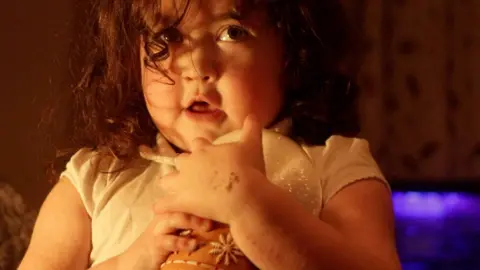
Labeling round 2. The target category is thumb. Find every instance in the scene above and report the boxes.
[240,114,262,147]
[240,115,265,172]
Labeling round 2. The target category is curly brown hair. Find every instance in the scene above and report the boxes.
[44,0,362,181]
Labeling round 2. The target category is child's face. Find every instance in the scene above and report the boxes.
[140,0,284,151]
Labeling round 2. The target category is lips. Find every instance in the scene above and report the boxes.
[184,100,226,122]
[187,101,217,113]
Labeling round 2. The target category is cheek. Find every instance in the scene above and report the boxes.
[221,65,283,125]
[142,70,183,128]
[142,71,181,109]
[225,41,283,96]
[225,52,282,94]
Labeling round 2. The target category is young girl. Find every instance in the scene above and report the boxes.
[20,0,401,269]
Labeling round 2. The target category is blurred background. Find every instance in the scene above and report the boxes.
[343,2,480,269]
[0,0,479,269]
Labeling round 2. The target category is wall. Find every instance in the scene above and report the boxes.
[345,0,480,180]
[0,0,73,208]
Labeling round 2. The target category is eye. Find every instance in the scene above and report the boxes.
[144,27,183,62]
[218,25,250,42]
[157,27,183,43]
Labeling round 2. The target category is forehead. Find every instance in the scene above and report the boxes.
[138,0,259,29]
[163,0,233,22]
[161,0,234,14]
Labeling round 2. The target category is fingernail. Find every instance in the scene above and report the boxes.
[201,220,211,231]
[196,241,207,248]
[188,239,197,251]
[153,223,162,236]
[178,229,193,237]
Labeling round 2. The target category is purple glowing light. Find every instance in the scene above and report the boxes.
[392,192,479,218]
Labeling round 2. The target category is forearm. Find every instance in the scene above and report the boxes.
[87,256,120,270]
[88,253,141,270]
[230,175,393,270]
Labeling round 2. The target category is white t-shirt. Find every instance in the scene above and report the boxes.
[61,130,388,266]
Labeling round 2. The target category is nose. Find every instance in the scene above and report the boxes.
[175,40,218,84]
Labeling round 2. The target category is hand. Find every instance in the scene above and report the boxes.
[154,115,268,225]
[118,212,213,270]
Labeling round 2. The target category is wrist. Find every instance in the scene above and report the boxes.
[117,246,148,270]
[227,168,272,226]
[88,255,122,270]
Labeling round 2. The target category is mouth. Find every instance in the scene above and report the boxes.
[187,101,219,113]
[185,101,226,122]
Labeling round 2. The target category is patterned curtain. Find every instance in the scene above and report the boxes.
[343,0,480,180]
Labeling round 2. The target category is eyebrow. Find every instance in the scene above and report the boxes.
[214,9,245,21]
[159,8,245,27]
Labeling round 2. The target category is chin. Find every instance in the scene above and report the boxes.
[165,132,218,152]
[161,123,237,151]
[185,132,221,146]
[187,127,232,141]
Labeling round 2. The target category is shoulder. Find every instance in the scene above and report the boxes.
[60,148,152,216]
[323,135,374,163]
[60,148,120,216]
[303,135,377,168]
[63,148,117,176]
[303,135,389,205]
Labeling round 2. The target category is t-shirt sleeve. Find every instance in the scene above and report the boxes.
[60,148,109,217]
[320,136,391,206]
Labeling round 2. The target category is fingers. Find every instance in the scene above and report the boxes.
[191,137,211,152]
[173,153,189,171]
[153,213,212,254]
[155,234,198,253]
[240,114,262,148]
[240,114,265,173]
[173,137,210,171]
[154,212,212,235]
